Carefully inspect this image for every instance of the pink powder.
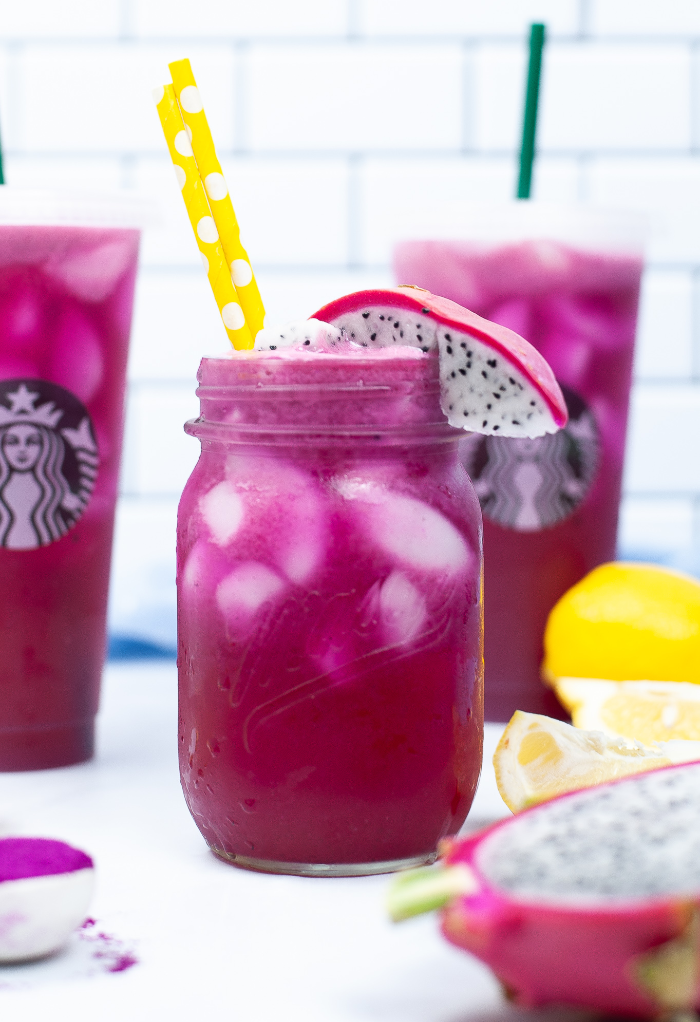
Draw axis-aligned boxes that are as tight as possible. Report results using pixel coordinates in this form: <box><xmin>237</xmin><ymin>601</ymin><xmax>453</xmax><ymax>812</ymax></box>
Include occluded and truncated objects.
<box><xmin>79</xmin><ymin>919</ymin><xmax>138</xmax><ymax>973</ymax></box>
<box><xmin>0</xmin><ymin>838</ymin><xmax>93</xmax><ymax>882</ymax></box>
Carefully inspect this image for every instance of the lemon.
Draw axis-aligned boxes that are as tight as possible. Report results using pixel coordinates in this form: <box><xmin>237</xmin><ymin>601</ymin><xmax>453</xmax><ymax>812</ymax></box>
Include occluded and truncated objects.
<box><xmin>554</xmin><ymin>677</ymin><xmax>700</xmax><ymax>748</ymax></box>
<box><xmin>542</xmin><ymin>562</ymin><xmax>700</xmax><ymax>685</ymax></box>
<box><xmin>494</xmin><ymin>709</ymin><xmax>681</xmax><ymax>812</ymax></box>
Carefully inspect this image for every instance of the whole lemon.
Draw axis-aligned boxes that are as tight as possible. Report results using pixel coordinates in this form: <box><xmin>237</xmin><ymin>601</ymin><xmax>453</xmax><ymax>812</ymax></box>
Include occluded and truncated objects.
<box><xmin>542</xmin><ymin>562</ymin><xmax>700</xmax><ymax>684</ymax></box>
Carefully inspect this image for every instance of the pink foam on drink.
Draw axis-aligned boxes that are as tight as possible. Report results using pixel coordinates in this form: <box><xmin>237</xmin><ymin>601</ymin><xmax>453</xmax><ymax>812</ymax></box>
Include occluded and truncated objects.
<box><xmin>247</xmin><ymin>343</ymin><xmax>427</xmax><ymax>361</ymax></box>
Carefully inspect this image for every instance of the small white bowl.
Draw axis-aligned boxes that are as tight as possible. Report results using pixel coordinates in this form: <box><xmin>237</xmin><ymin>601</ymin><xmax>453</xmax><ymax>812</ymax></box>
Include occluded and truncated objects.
<box><xmin>0</xmin><ymin>838</ymin><xmax>94</xmax><ymax>962</ymax></box>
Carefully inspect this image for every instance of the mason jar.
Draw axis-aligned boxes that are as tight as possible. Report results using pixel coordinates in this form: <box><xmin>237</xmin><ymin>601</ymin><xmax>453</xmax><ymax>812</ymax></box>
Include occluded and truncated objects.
<box><xmin>177</xmin><ymin>349</ymin><xmax>483</xmax><ymax>876</ymax></box>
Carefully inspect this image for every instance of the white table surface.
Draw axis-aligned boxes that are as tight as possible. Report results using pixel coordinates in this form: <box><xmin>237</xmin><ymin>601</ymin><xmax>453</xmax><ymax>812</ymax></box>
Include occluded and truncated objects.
<box><xmin>0</xmin><ymin>662</ymin><xmax>532</xmax><ymax>1022</ymax></box>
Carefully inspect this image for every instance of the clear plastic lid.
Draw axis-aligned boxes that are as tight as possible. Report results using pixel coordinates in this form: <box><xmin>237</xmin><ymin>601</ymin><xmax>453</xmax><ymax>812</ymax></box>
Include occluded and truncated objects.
<box><xmin>398</xmin><ymin>201</ymin><xmax>647</xmax><ymax>256</ymax></box>
<box><xmin>0</xmin><ymin>187</ymin><xmax>157</xmax><ymax>229</ymax></box>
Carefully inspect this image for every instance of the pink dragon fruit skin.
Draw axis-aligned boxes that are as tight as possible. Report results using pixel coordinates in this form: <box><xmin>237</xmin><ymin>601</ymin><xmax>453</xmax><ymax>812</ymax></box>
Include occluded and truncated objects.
<box><xmin>391</xmin><ymin>762</ymin><xmax>700</xmax><ymax>1020</ymax></box>
<box><xmin>441</xmin><ymin>838</ymin><xmax>692</xmax><ymax>1018</ymax></box>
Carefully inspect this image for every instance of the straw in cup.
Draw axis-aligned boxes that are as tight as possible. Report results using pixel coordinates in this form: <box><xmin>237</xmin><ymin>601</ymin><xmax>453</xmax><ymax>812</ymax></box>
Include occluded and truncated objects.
<box><xmin>169</xmin><ymin>59</ymin><xmax>265</xmax><ymax>340</ymax></box>
<box><xmin>153</xmin><ymin>83</ymin><xmax>253</xmax><ymax>350</ymax></box>
<box><xmin>517</xmin><ymin>23</ymin><xmax>546</xmax><ymax>200</ymax></box>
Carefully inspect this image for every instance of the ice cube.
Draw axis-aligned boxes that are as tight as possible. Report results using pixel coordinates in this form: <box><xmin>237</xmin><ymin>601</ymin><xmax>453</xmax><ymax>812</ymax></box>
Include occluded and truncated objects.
<box><xmin>49</xmin><ymin>305</ymin><xmax>104</xmax><ymax>403</ymax></box>
<box><xmin>43</xmin><ymin>235</ymin><xmax>139</xmax><ymax>303</ymax></box>
<box><xmin>332</xmin><ymin>476</ymin><xmax>383</xmax><ymax>503</ymax></box>
<box><xmin>276</xmin><ymin>486</ymin><xmax>326</xmax><ymax>584</ymax></box>
<box><xmin>366</xmin><ymin>492</ymin><xmax>470</xmax><ymax>574</ymax></box>
<box><xmin>216</xmin><ymin>562</ymin><xmax>285</xmax><ymax>635</ymax></box>
<box><xmin>307</xmin><ymin>587</ymin><xmax>366</xmax><ymax>681</ymax></box>
<box><xmin>181</xmin><ymin>540</ymin><xmax>213</xmax><ymax>591</ymax></box>
<box><xmin>0</xmin><ymin>285</ymin><xmax>45</xmax><ymax>359</ymax></box>
<box><xmin>278</xmin><ymin>534</ymin><xmax>321</xmax><ymax>585</ymax></box>
<box><xmin>225</xmin><ymin>454</ymin><xmax>326</xmax><ymax>584</ymax></box>
<box><xmin>545</xmin><ymin>294</ymin><xmax>632</xmax><ymax>352</ymax></box>
<box><xmin>378</xmin><ymin>571</ymin><xmax>427</xmax><ymax>646</ymax></box>
<box><xmin>331</xmin><ymin>462</ymin><xmax>410</xmax><ymax>507</ymax></box>
<box><xmin>200</xmin><ymin>480</ymin><xmax>244</xmax><ymax>547</ymax></box>
<box><xmin>308</xmin><ymin>570</ymin><xmax>429</xmax><ymax>681</ymax></box>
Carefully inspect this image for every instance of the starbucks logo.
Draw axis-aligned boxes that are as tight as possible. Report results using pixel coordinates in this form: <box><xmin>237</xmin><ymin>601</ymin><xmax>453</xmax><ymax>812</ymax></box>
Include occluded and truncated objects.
<box><xmin>0</xmin><ymin>380</ymin><xmax>98</xmax><ymax>550</ymax></box>
<box><xmin>461</xmin><ymin>386</ymin><xmax>599</xmax><ymax>532</ymax></box>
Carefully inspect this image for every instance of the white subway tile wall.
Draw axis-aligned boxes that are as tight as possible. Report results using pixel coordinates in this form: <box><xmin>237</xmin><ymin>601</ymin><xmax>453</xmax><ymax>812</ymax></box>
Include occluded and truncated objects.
<box><xmin>1</xmin><ymin>0</ymin><xmax>697</xmax><ymax>644</ymax></box>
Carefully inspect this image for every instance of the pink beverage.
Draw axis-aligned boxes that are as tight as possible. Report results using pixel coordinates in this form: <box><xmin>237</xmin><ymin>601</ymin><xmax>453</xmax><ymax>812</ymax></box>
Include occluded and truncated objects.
<box><xmin>394</xmin><ymin>206</ymin><xmax>644</xmax><ymax>721</ymax></box>
<box><xmin>177</xmin><ymin>347</ymin><xmax>483</xmax><ymax>875</ymax></box>
<box><xmin>0</xmin><ymin>191</ymin><xmax>142</xmax><ymax>770</ymax></box>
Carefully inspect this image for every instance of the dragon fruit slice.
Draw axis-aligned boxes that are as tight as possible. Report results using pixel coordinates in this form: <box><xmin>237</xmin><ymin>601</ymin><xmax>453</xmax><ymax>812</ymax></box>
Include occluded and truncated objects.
<box><xmin>312</xmin><ymin>287</ymin><xmax>567</xmax><ymax>438</ymax></box>
<box><xmin>388</xmin><ymin>761</ymin><xmax>700</xmax><ymax>1019</ymax></box>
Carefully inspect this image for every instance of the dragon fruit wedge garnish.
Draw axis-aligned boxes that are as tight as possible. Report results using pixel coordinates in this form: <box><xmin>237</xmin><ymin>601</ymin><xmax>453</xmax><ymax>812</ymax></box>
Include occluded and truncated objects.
<box><xmin>312</xmin><ymin>286</ymin><xmax>567</xmax><ymax>438</ymax></box>
<box><xmin>388</xmin><ymin>761</ymin><xmax>700</xmax><ymax>1020</ymax></box>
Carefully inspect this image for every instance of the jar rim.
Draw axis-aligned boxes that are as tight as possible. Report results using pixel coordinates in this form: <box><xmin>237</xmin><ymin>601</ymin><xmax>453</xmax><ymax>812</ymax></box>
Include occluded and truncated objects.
<box><xmin>184</xmin><ymin>418</ymin><xmax>460</xmax><ymax>446</ymax></box>
<box><xmin>196</xmin><ymin>349</ymin><xmax>438</xmax><ymax>384</ymax></box>
<box><xmin>188</xmin><ymin>351</ymin><xmax>462</xmax><ymax>446</ymax></box>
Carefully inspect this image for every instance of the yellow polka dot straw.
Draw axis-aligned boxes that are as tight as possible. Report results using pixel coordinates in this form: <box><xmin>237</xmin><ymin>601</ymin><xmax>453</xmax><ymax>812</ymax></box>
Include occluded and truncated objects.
<box><xmin>153</xmin><ymin>83</ymin><xmax>253</xmax><ymax>351</ymax></box>
<box><xmin>168</xmin><ymin>58</ymin><xmax>266</xmax><ymax>339</ymax></box>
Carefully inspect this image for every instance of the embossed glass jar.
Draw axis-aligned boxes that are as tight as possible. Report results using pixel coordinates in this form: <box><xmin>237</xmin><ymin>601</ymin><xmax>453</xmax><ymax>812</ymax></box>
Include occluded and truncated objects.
<box><xmin>177</xmin><ymin>349</ymin><xmax>483</xmax><ymax>876</ymax></box>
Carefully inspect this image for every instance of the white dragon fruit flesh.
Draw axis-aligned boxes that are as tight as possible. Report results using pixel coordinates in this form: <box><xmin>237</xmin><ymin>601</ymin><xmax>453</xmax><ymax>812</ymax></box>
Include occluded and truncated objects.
<box><xmin>388</xmin><ymin>761</ymin><xmax>700</xmax><ymax>1019</ymax></box>
<box><xmin>254</xmin><ymin>318</ymin><xmax>347</xmax><ymax>352</ymax></box>
<box><xmin>312</xmin><ymin>287</ymin><xmax>567</xmax><ymax>438</ymax></box>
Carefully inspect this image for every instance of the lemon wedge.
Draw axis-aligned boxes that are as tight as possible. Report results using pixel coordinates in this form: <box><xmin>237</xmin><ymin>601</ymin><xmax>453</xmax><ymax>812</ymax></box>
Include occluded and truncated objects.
<box><xmin>493</xmin><ymin>709</ymin><xmax>677</xmax><ymax>812</ymax></box>
<box><xmin>542</xmin><ymin>563</ymin><xmax>700</xmax><ymax>685</ymax></box>
<box><xmin>554</xmin><ymin>677</ymin><xmax>700</xmax><ymax>747</ymax></box>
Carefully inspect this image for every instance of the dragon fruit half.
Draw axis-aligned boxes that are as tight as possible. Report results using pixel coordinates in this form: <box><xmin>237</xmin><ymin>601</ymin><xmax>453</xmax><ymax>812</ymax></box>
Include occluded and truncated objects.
<box><xmin>312</xmin><ymin>286</ymin><xmax>567</xmax><ymax>438</ymax></box>
<box><xmin>388</xmin><ymin>761</ymin><xmax>700</xmax><ymax>1019</ymax></box>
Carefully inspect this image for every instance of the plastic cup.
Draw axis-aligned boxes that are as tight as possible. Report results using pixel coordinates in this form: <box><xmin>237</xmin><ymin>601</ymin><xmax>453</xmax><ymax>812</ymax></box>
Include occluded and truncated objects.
<box><xmin>394</xmin><ymin>203</ymin><xmax>645</xmax><ymax>721</ymax></box>
<box><xmin>0</xmin><ymin>188</ymin><xmax>148</xmax><ymax>769</ymax></box>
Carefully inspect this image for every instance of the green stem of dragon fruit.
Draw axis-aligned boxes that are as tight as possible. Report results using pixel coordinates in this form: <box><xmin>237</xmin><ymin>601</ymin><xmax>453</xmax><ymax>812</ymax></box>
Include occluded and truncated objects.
<box><xmin>387</xmin><ymin>864</ymin><xmax>478</xmax><ymax>922</ymax></box>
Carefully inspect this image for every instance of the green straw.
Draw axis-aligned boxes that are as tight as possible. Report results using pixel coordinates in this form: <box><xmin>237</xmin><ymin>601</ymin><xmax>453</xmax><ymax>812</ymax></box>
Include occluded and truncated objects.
<box><xmin>516</xmin><ymin>23</ymin><xmax>546</xmax><ymax>200</ymax></box>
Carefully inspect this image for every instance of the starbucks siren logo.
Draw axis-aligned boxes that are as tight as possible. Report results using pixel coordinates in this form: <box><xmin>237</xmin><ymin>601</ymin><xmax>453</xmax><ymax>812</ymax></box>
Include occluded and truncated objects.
<box><xmin>0</xmin><ymin>380</ymin><xmax>99</xmax><ymax>549</ymax></box>
<box><xmin>461</xmin><ymin>386</ymin><xmax>599</xmax><ymax>532</ymax></box>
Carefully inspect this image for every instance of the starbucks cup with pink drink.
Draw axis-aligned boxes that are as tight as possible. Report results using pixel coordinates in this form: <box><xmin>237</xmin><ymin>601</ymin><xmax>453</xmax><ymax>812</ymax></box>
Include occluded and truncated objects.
<box><xmin>394</xmin><ymin>202</ymin><xmax>645</xmax><ymax>722</ymax></box>
<box><xmin>0</xmin><ymin>189</ymin><xmax>147</xmax><ymax>770</ymax></box>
